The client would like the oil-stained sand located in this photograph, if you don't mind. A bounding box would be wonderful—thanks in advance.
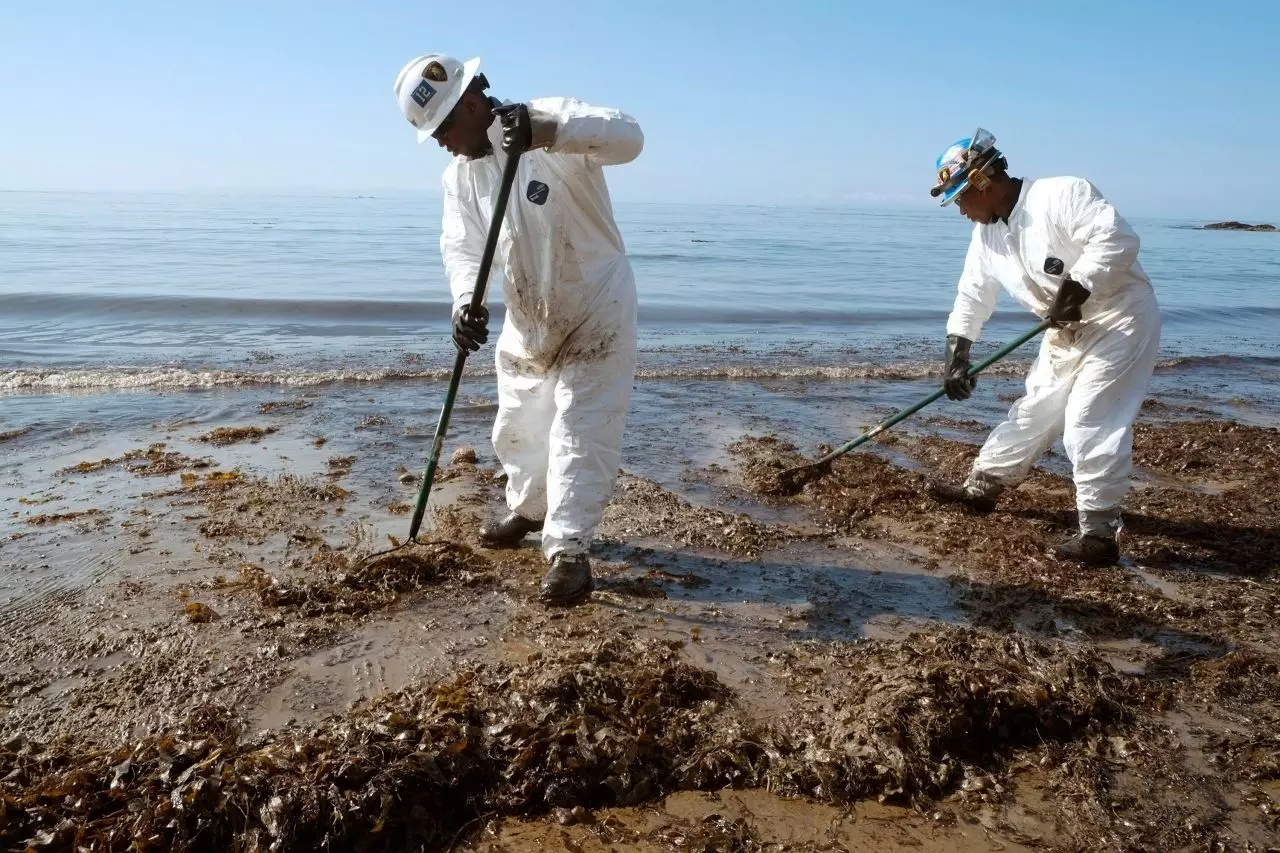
[2,404,1279,851]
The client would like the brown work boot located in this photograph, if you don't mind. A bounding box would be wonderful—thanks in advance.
[538,554,593,606]
[927,480,998,514]
[478,512,543,548]
[1051,533,1120,567]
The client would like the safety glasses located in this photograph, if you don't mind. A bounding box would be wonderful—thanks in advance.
[431,104,460,141]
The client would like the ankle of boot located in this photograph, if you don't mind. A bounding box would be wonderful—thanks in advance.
[1079,508,1121,539]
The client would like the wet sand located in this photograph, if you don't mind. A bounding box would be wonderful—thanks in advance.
[2,381,1279,851]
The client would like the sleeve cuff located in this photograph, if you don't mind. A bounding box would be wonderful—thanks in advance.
[946,316,982,341]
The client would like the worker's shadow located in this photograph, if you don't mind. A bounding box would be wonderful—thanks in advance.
[595,542,968,644]
[593,542,1228,679]
[1008,505,1280,576]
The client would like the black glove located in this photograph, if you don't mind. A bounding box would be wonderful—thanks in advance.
[494,104,532,154]
[943,335,976,401]
[452,303,489,353]
[1047,277,1090,327]
[494,103,557,154]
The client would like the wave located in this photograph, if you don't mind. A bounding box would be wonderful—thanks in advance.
[8,352,1273,392]
[0,363,982,391]
[632,363,1027,380]
[1155,354,1280,371]
[0,366,464,391]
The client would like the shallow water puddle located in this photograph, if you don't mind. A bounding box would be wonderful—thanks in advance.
[470,788,1036,853]
[602,536,963,627]
[1127,564,1191,602]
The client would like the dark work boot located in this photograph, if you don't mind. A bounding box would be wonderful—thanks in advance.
[927,480,998,514]
[1052,533,1121,567]
[478,512,543,548]
[538,554,593,606]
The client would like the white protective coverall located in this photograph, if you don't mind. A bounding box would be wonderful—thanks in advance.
[440,97,643,558]
[947,177,1161,536]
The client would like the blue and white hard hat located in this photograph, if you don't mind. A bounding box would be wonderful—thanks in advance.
[931,128,1002,206]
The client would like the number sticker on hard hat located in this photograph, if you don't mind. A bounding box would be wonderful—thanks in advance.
[410,81,437,108]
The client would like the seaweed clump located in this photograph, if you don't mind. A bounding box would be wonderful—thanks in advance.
[0,630,1147,851]
[235,541,492,617]
[603,475,775,557]
[1133,421,1278,479]
[258,400,312,414]
[0,638,741,852]
[196,426,279,446]
[59,443,213,477]
[761,629,1133,805]
[24,509,104,526]
[727,435,817,498]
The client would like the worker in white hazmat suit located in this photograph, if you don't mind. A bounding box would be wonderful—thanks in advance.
[926,129,1161,566]
[393,53,642,604]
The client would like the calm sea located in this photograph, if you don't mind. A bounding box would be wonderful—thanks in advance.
[1,190,1277,439]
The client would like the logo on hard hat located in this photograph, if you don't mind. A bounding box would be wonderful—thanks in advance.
[423,61,448,82]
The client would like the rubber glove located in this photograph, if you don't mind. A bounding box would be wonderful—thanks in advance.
[944,335,976,401]
[494,104,557,154]
[452,303,489,353]
[1047,278,1090,327]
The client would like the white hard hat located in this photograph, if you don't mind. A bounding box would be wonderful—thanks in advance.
[393,53,481,143]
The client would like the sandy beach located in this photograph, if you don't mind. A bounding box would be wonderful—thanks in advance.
[2,374,1277,851]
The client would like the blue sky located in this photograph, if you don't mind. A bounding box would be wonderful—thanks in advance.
[2,0,1277,219]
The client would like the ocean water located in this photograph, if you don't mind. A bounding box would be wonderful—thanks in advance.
[1,190,1278,440]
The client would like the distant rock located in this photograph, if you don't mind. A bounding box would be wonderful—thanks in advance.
[1201,221,1277,232]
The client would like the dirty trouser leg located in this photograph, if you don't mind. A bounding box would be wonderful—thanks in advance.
[1063,312,1162,538]
[541,311,638,560]
[493,343,557,523]
[970,338,1075,496]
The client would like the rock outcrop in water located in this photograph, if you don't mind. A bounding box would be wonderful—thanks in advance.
[1201,221,1276,231]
